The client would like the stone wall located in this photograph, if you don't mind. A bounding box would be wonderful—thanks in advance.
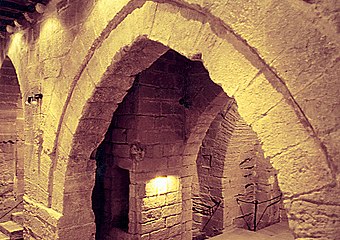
[1,0,339,239]
[91,50,226,239]
[192,102,236,238]
[221,103,257,231]
[231,115,283,231]
[0,57,24,220]
[193,101,285,238]
[254,142,285,229]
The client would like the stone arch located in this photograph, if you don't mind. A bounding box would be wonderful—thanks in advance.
[0,56,24,220]
[193,99,289,238]
[42,1,335,239]
[84,48,229,239]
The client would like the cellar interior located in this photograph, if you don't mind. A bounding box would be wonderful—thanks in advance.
[90,50,289,239]
[0,0,339,239]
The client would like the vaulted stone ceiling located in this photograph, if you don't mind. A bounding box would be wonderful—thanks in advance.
[0,0,49,35]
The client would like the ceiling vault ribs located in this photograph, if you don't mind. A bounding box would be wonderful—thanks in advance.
[0,0,49,34]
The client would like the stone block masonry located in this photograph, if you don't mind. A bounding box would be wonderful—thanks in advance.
[0,57,24,221]
[193,101,284,238]
[1,0,338,238]
[92,49,227,239]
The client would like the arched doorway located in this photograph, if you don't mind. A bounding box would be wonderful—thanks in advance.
[193,100,288,239]
[87,47,294,240]
[0,57,24,221]
[30,1,335,239]
[57,36,334,240]
[91,49,228,239]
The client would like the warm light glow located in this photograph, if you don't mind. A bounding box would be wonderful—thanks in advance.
[40,17,62,39]
[153,177,168,194]
[11,32,23,46]
[8,31,24,57]
[39,16,67,59]
[96,0,129,13]
[146,176,179,196]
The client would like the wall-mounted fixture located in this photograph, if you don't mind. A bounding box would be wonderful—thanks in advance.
[25,93,43,105]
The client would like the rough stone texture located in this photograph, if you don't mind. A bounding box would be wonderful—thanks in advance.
[193,101,285,239]
[0,220,23,239]
[0,57,24,221]
[0,0,338,239]
[192,102,237,238]
[89,50,227,239]
[23,195,62,240]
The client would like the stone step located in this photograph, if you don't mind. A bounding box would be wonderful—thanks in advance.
[0,221,23,240]
[10,212,23,225]
[0,232,10,240]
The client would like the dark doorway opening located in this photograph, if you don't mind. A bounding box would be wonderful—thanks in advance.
[92,132,131,239]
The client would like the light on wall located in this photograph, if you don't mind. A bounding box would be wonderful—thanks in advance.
[146,176,179,196]
[144,176,181,209]
[25,93,43,105]
[152,177,168,195]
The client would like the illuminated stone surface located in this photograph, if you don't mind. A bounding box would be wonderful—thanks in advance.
[0,0,338,239]
[210,221,294,240]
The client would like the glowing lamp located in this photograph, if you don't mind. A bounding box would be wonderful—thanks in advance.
[152,177,168,195]
[146,176,179,196]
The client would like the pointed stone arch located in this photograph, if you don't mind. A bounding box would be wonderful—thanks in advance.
[0,56,24,219]
[21,1,335,239]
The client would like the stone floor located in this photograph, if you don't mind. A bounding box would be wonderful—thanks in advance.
[209,222,295,240]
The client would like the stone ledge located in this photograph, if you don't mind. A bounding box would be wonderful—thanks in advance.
[0,231,10,240]
[0,221,23,240]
